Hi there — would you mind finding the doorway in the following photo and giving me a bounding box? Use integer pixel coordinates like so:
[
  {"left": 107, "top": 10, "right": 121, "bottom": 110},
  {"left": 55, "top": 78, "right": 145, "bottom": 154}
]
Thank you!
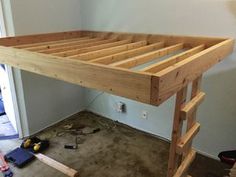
[
  {"left": 0, "top": 65, "right": 18, "bottom": 139},
  {"left": 0, "top": 1, "right": 20, "bottom": 140}
]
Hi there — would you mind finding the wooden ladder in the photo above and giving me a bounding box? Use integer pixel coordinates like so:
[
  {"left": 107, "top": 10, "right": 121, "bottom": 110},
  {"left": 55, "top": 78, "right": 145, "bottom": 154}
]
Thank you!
[{"left": 167, "top": 75, "right": 205, "bottom": 177}]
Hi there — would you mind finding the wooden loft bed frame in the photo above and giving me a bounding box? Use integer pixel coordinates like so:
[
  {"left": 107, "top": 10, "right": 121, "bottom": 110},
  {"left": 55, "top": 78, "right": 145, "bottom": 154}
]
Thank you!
[{"left": 0, "top": 30, "right": 234, "bottom": 177}]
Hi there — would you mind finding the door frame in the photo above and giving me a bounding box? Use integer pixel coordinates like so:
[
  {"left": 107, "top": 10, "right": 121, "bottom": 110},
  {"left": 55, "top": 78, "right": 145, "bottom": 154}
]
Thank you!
[{"left": 0, "top": 0, "right": 23, "bottom": 138}]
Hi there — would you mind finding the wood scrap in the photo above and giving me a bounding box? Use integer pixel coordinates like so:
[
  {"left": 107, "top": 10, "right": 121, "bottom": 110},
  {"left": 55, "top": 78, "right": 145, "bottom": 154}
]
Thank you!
[{"left": 35, "top": 153, "right": 79, "bottom": 177}]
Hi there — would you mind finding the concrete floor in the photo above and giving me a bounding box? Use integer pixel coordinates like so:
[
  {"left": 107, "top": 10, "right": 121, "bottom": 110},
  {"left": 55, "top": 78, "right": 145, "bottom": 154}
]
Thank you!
[{"left": 0, "top": 111, "right": 231, "bottom": 177}]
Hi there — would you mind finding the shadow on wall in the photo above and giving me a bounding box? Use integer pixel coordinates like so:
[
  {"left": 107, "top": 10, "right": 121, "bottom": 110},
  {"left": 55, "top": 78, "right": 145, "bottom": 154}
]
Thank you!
[{"left": 227, "top": 0, "right": 236, "bottom": 18}]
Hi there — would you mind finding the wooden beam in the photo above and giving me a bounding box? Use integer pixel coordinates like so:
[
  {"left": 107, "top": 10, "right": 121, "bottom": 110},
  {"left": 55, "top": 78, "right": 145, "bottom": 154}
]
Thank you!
[
  {"left": 54, "top": 39, "right": 132, "bottom": 57},
  {"left": 173, "top": 149, "right": 196, "bottom": 177},
  {"left": 140, "top": 45, "right": 205, "bottom": 73},
  {"left": 90, "top": 42, "right": 164, "bottom": 64},
  {"left": 181, "top": 92, "right": 205, "bottom": 120},
  {"left": 176, "top": 122, "right": 200, "bottom": 154},
  {"left": 70, "top": 41, "right": 147, "bottom": 61},
  {"left": 40, "top": 38, "right": 118, "bottom": 54},
  {"left": 25, "top": 37, "right": 101, "bottom": 51},
  {"left": 167, "top": 87, "right": 187, "bottom": 177},
  {"left": 0, "top": 46, "right": 153, "bottom": 105},
  {"left": 35, "top": 153, "right": 79, "bottom": 177},
  {"left": 182, "top": 76, "right": 202, "bottom": 159},
  {"left": 14, "top": 36, "right": 90, "bottom": 49},
  {"left": 155, "top": 39, "right": 234, "bottom": 105},
  {"left": 110, "top": 43, "right": 183, "bottom": 69},
  {"left": 0, "top": 30, "right": 83, "bottom": 46}
]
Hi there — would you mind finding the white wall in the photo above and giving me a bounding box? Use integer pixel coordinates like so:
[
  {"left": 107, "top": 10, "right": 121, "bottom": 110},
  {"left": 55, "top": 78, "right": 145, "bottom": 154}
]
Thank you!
[
  {"left": 80, "top": 0, "right": 236, "bottom": 158},
  {"left": 6, "top": 0, "right": 85, "bottom": 135}
]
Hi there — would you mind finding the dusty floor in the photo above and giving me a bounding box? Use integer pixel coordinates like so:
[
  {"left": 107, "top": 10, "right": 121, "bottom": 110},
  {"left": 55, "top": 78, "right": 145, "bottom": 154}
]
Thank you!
[{"left": 0, "top": 111, "right": 231, "bottom": 177}]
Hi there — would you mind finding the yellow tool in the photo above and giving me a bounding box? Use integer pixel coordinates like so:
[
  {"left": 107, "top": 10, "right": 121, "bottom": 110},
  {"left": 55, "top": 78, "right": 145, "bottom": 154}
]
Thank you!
[
  {"left": 23, "top": 139, "right": 31, "bottom": 148},
  {"left": 33, "top": 143, "right": 41, "bottom": 152}
]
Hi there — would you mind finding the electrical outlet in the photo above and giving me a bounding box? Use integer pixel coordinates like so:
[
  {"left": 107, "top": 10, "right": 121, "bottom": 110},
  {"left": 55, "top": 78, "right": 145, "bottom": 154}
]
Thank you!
[
  {"left": 115, "top": 101, "right": 126, "bottom": 113},
  {"left": 141, "top": 110, "right": 148, "bottom": 119}
]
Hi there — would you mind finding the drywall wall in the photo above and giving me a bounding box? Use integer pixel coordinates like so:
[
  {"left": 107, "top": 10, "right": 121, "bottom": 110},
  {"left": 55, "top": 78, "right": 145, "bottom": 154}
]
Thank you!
[
  {"left": 80, "top": 0, "right": 236, "bottom": 158},
  {"left": 6, "top": 0, "right": 85, "bottom": 135}
]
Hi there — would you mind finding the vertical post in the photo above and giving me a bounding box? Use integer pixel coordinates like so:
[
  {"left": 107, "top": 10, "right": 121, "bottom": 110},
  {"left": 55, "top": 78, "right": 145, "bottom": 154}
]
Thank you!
[
  {"left": 167, "top": 75, "right": 204, "bottom": 177},
  {"left": 184, "top": 75, "right": 202, "bottom": 157},
  {"left": 167, "top": 86, "right": 187, "bottom": 177}
]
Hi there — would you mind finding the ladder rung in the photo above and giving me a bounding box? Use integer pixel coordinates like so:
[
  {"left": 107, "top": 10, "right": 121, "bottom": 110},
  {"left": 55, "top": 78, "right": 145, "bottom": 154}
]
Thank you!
[
  {"left": 181, "top": 92, "right": 205, "bottom": 120},
  {"left": 173, "top": 149, "right": 196, "bottom": 177},
  {"left": 176, "top": 123, "right": 200, "bottom": 154}
]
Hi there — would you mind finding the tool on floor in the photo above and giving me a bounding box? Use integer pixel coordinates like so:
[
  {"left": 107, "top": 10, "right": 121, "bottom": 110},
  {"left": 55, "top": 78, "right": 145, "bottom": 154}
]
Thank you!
[
  {"left": 5, "top": 147, "right": 35, "bottom": 168},
  {"left": 6, "top": 137, "right": 79, "bottom": 177},
  {"left": 64, "top": 137, "right": 79, "bottom": 150},
  {"left": 0, "top": 151, "right": 13, "bottom": 177},
  {"left": 20, "top": 137, "right": 49, "bottom": 153}
]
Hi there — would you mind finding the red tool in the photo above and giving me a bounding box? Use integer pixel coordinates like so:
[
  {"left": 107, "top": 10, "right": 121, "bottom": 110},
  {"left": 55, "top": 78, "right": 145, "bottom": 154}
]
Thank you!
[
  {"left": 0, "top": 152, "right": 9, "bottom": 172},
  {"left": 0, "top": 152, "right": 13, "bottom": 177}
]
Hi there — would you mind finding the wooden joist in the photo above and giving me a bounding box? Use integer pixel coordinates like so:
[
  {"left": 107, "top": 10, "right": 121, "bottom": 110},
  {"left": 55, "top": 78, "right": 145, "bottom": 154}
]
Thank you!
[
  {"left": 71, "top": 41, "right": 147, "bottom": 61},
  {"left": 173, "top": 149, "right": 196, "bottom": 177},
  {"left": 25, "top": 37, "right": 102, "bottom": 51},
  {"left": 110, "top": 43, "right": 184, "bottom": 68},
  {"left": 39, "top": 38, "right": 118, "bottom": 54},
  {"left": 140, "top": 45, "right": 205, "bottom": 73},
  {"left": 90, "top": 42, "right": 165, "bottom": 64},
  {"left": 14, "top": 36, "right": 89, "bottom": 49},
  {"left": 181, "top": 92, "right": 205, "bottom": 120},
  {"left": 54, "top": 39, "right": 132, "bottom": 57},
  {"left": 176, "top": 122, "right": 200, "bottom": 154}
]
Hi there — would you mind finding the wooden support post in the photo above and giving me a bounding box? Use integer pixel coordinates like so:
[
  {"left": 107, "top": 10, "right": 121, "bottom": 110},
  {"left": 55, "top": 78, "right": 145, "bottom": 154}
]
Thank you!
[
  {"left": 183, "top": 75, "right": 202, "bottom": 158},
  {"left": 173, "top": 150, "right": 196, "bottom": 177},
  {"left": 167, "top": 75, "right": 203, "bottom": 177},
  {"left": 167, "top": 86, "right": 187, "bottom": 177}
]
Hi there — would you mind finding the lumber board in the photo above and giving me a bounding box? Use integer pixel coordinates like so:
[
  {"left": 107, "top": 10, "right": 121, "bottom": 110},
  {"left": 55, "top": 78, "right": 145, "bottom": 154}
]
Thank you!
[
  {"left": 90, "top": 42, "right": 165, "bottom": 64},
  {"left": 110, "top": 43, "right": 184, "bottom": 68},
  {"left": 155, "top": 39, "right": 234, "bottom": 105},
  {"left": 15, "top": 36, "right": 90, "bottom": 49},
  {"left": 182, "top": 76, "right": 202, "bottom": 159},
  {"left": 0, "top": 46, "right": 153, "bottom": 104},
  {"left": 40, "top": 38, "right": 118, "bottom": 54},
  {"left": 141, "top": 45, "right": 205, "bottom": 73},
  {"left": 71, "top": 41, "right": 147, "bottom": 61},
  {"left": 167, "top": 87, "right": 187, "bottom": 177},
  {"left": 25, "top": 37, "right": 101, "bottom": 51},
  {"left": 176, "top": 122, "right": 200, "bottom": 154},
  {"left": 173, "top": 149, "right": 196, "bottom": 177},
  {"left": 0, "top": 31, "right": 83, "bottom": 46},
  {"left": 35, "top": 153, "right": 79, "bottom": 177},
  {"left": 181, "top": 92, "right": 205, "bottom": 120},
  {"left": 54, "top": 39, "right": 132, "bottom": 57}
]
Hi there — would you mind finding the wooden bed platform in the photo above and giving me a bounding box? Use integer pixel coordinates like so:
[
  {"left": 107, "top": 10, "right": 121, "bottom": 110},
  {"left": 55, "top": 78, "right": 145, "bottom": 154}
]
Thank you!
[{"left": 0, "top": 30, "right": 234, "bottom": 177}]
